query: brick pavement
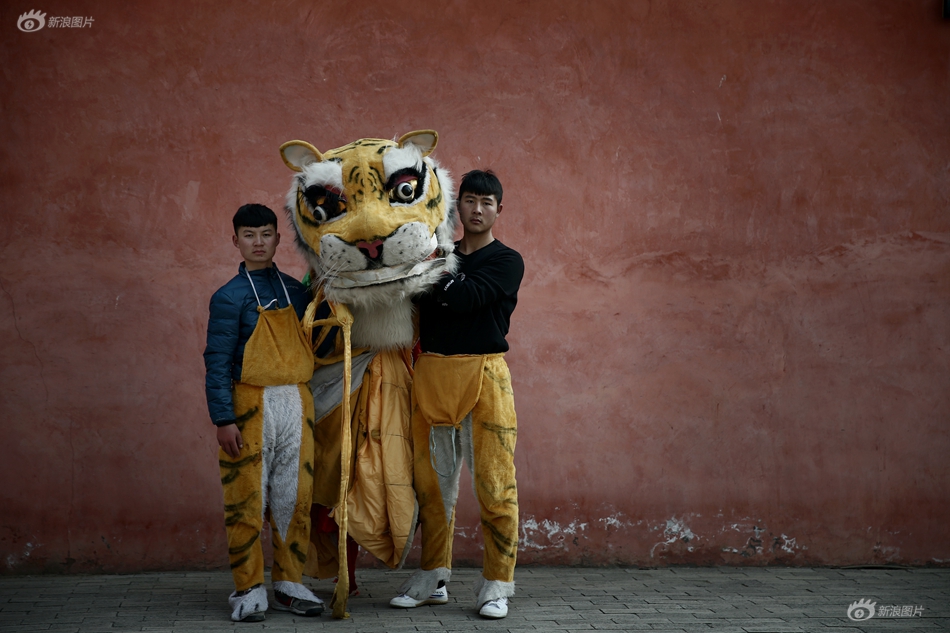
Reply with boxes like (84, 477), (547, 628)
(0, 566), (947, 632)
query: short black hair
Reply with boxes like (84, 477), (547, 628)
(232, 204), (278, 233)
(458, 170), (503, 204)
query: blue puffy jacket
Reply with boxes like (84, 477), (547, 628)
(203, 263), (312, 425)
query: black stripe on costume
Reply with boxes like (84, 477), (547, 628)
(483, 365), (514, 395)
(426, 189), (443, 210)
(479, 421), (517, 456)
(220, 452), (260, 469)
(228, 532), (260, 555)
(235, 406), (260, 429)
(477, 478), (518, 507)
(481, 519), (518, 558)
(230, 553), (250, 570)
(367, 166), (384, 200)
(224, 491), (260, 513)
(290, 542), (308, 564)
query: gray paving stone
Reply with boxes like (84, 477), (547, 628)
(0, 567), (948, 632)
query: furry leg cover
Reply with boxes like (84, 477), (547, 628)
(474, 575), (516, 608)
(397, 567), (452, 601)
(273, 580), (322, 604)
(228, 584), (268, 622)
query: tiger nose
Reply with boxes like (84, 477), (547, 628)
(357, 239), (384, 260)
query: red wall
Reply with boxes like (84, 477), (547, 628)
(2, 0), (948, 572)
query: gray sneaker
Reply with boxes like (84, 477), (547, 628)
(273, 590), (324, 616)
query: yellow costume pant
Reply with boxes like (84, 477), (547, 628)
(220, 382), (315, 591)
(412, 353), (518, 583)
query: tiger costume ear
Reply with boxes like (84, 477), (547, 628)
(280, 140), (324, 172)
(397, 130), (438, 157)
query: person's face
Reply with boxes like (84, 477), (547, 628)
(233, 224), (280, 270)
(458, 192), (502, 235)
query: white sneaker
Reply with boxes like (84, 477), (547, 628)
(389, 584), (449, 608)
(479, 596), (508, 619)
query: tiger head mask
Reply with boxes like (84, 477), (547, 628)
(280, 130), (457, 349)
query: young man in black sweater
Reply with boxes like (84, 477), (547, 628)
(391, 170), (524, 619)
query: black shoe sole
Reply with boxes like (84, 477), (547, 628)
(273, 604), (324, 617)
(238, 612), (265, 622)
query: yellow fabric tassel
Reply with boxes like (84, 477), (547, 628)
(302, 295), (355, 619)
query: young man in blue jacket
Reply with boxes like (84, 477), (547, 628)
(204, 204), (323, 622)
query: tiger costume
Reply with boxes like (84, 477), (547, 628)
(279, 131), (458, 617)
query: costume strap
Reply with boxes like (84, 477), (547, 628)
(244, 269), (264, 307)
(304, 286), (367, 363)
(327, 302), (354, 619)
(275, 271), (293, 306)
(244, 267), (291, 310)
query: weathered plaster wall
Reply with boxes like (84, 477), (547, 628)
(1, 0), (948, 573)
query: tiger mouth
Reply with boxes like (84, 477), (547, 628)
(327, 258), (446, 289)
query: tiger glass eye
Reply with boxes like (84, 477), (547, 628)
(392, 178), (418, 203)
(302, 184), (348, 222)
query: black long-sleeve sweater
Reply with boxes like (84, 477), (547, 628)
(418, 240), (524, 355)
